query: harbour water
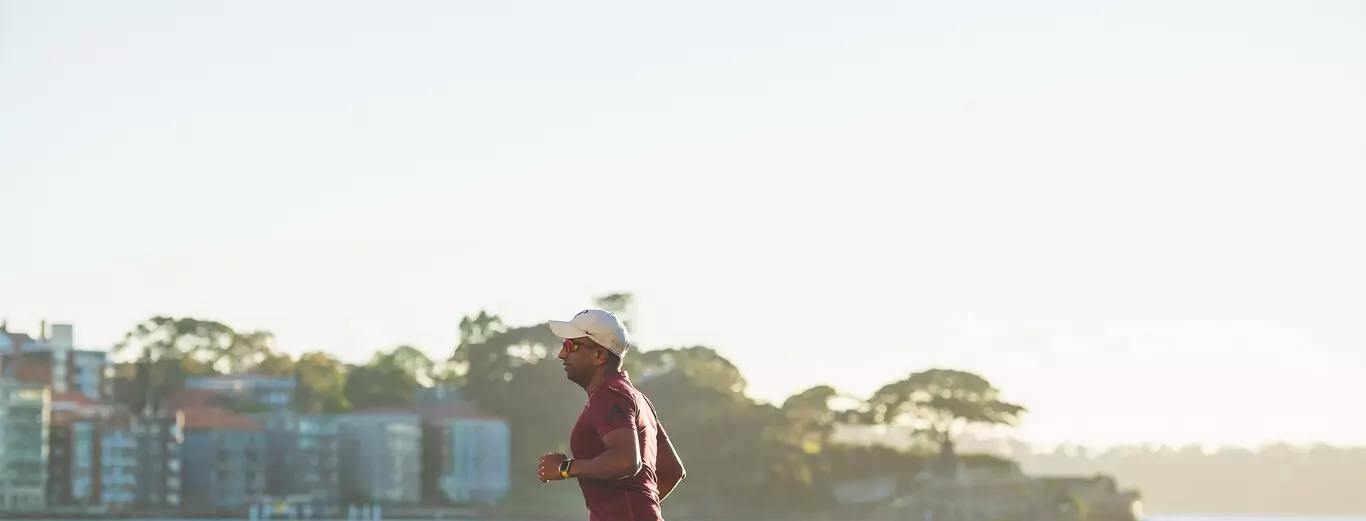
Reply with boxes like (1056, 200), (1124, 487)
(5, 514), (1360, 516)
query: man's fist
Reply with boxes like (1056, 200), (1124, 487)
(538, 452), (569, 482)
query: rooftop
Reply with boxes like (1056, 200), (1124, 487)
(420, 403), (503, 421)
(163, 388), (227, 409)
(180, 406), (263, 432)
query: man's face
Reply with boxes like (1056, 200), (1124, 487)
(557, 337), (605, 384)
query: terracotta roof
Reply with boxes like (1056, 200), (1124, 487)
(13, 363), (51, 385)
(51, 391), (98, 406)
(420, 404), (501, 421)
(179, 406), (262, 432)
(351, 406), (421, 415)
(163, 388), (225, 409)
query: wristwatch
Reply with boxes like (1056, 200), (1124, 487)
(559, 458), (573, 479)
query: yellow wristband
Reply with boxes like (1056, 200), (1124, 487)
(560, 459), (573, 479)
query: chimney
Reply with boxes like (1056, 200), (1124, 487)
(50, 324), (74, 349)
(1, 318), (7, 334)
(40, 319), (47, 341)
(7, 331), (21, 378)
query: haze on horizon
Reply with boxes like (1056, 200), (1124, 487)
(3, 0), (1364, 449)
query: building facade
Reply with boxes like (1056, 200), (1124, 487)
(249, 411), (340, 507)
(338, 410), (422, 504)
(134, 412), (185, 510)
(0, 379), (51, 510)
(420, 404), (511, 505)
(2, 323), (114, 401)
(184, 374), (295, 411)
(180, 407), (266, 512)
(96, 415), (139, 509)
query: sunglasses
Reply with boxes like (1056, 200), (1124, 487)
(562, 338), (599, 352)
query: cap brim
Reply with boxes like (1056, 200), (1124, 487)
(548, 320), (589, 339)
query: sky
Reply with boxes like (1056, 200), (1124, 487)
(3, 0), (1365, 448)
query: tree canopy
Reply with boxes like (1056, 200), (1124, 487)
(107, 298), (1033, 517)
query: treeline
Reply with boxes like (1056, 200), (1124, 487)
(106, 296), (1366, 516)
(109, 294), (1028, 518)
(1015, 443), (1366, 516)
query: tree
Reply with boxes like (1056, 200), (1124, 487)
(343, 347), (428, 410)
(375, 345), (435, 386)
(782, 385), (841, 453)
(294, 352), (350, 413)
(450, 322), (580, 473)
(594, 292), (636, 332)
(626, 346), (747, 394)
(111, 316), (235, 364)
(253, 352), (296, 377)
(458, 310), (506, 348)
(216, 330), (277, 374)
(866, 368), (1025, 453)
(451, 322), (560, 405)
(628, 347), (821, 516)
(111, 317), (232, 412)
(446, 311), (509, 387)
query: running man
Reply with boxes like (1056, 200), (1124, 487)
(536, 309), (686, 521)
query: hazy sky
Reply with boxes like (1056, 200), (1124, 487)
(3, 0), (1364, 448)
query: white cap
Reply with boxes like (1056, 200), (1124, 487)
(548, 309), (630, 357)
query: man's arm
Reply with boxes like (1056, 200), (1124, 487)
(565, 428), (641, 480)
(655, 426), (686, 501)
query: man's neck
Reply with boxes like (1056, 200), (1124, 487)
(581, 368), (620, 395)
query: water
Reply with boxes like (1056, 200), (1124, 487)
(10, 514), (1366, 516)
(1152, 517), (1366, 521)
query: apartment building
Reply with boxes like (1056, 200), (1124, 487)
(0, 378), (51, 510)
(184, 374), (295, 411)
(94, 413), (139, 509)
(134, 413), (185, 510)
(338, 409), (422, 504)
(420, 403), (510, 505)
(48, 409), (185, 513)
(249, 411), (340, 506)
(180, 407), (266, 512)
(1, 323), (114, 401)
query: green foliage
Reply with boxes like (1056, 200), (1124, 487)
(109, 296), (1037, 517)
(342, 347), (427, 410)
(867, 368), (1026, 451)
(594, 292), (636, 332)
(294, 352), (351, 413)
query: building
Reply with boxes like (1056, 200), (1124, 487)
(2, 323), (114, 401)
(48, 410), (185, 513)
(184, 374), (295, 411)
(420, 403), (510, 505)
(338, 409), (422, 504)
(0, 378), (51, 510)
(134, 412), (185, 510)
(48, 409), (102, 509)
(874, 451), (1142, 521)
(180, 407), (266, 512)
(248, 411), (341, 507)
(93, 413), (139, 509)
(1036, 475), (1143, 521)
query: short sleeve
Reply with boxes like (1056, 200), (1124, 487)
(588, 389), (638, 437)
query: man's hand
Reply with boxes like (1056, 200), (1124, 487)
(537, 452), (569, 482)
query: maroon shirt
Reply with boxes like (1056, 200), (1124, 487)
(570, 371), (666, 521)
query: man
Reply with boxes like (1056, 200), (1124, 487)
(537, 309), (686, 521)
